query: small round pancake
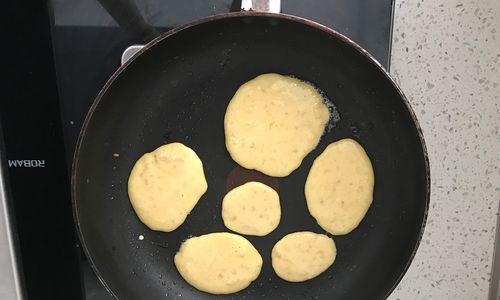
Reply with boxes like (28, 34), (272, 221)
(272, 231), (336, 282)
(224, 73), (330, 177)
(222, 182), (281, 236)
(174, 232), (263, 294)
(128, 142), (207, 232)
(305, 138), (374, 235)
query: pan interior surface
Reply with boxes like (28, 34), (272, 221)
(73, 14), (429, 300)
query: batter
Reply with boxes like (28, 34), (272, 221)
(305, 138), (374, 235)
(174, 232), (263, 294)
(271, 231), (336, 282)
(222, 181), (281, 236)
(224, 73), (330, 177)
(128, 143), (207, 232)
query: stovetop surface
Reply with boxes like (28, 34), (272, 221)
(3, 1), (394, 299)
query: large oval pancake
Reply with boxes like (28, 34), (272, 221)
(224, 73), (330, 177)
(305, 139), (374, 235)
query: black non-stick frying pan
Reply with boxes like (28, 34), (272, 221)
(72, 12), (430, 300)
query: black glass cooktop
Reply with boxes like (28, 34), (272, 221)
(2, 1), (394, 299)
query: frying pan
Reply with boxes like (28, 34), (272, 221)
(72, 8), (430, 300)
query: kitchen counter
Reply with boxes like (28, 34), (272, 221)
(388, 0), (500, 299)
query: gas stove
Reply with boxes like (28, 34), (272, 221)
(1, 1), (394, 298)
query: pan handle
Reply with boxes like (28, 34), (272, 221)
(121, 0), (282, 65)
(241, 0), (281, 13)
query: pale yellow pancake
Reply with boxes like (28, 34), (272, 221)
(174, 232), (263, 294)
(272, 231), (336, 282)
(224, 73), (330, 177)
(128, 143), (207, 232)
(222, 181), (281, 236)
(305, 139), (374, 235)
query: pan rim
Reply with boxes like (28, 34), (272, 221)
(71, 11), (430, 300)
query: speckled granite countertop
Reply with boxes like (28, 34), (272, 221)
(387, 0), (500, 299)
